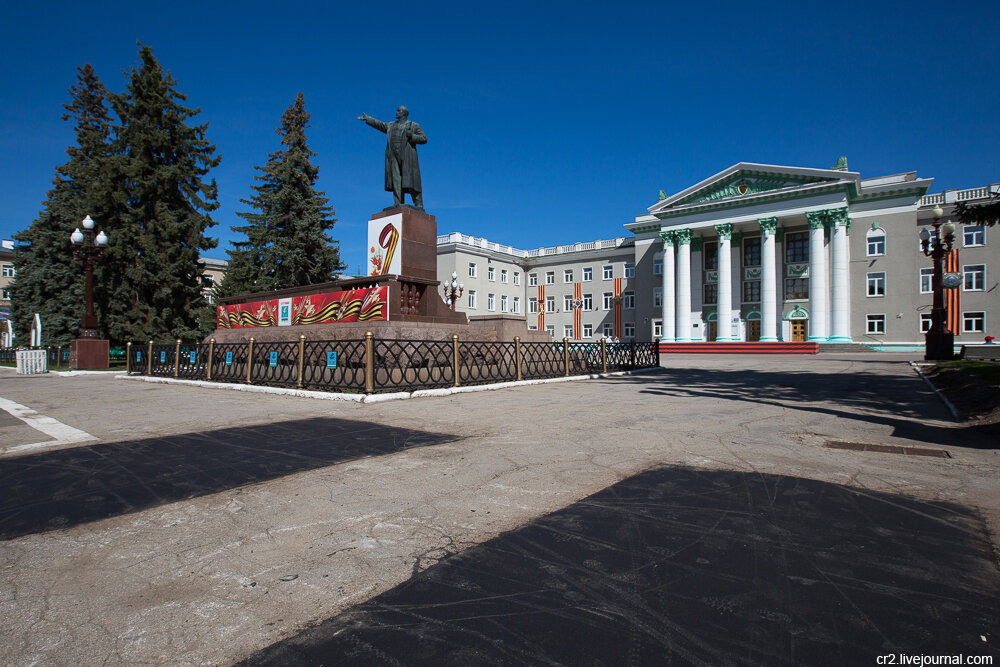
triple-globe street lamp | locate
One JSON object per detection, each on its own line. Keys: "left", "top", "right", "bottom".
{"left": 442, "top": 271, "right": 464, "bottom": 311}
{"left": 70, "top": 215, "right": 109, "bottom": 338}
{"left": 919, "top": 205, "right": 958, "bottom": 361}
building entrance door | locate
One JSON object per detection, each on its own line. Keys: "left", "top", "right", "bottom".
{"left": 747, "top": 320, "right": 761, "bottom": 342}
{"left": 791, "top": 320, "right": 807, "bottom": 342}
{"left": 707, "top": 321, "right": 717, "bottom": 342}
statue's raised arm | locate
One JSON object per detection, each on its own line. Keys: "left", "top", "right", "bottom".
{"left": 357, "top": 106, "right": 426, "bottom": 210}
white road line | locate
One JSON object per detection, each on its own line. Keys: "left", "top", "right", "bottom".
{"left": 0, "top": 396, "right": 98, "bottom": 455}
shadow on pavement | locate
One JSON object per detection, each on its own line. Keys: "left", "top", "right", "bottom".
{"left": 0, "top": 417, "right": 459, "bottom": 540}
{"left": 242, "top": 466, "right": 1000, "bottom": 666}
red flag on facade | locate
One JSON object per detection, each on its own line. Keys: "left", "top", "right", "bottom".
{"left": 944, "top": 249, "right": 960, "bottom": 334}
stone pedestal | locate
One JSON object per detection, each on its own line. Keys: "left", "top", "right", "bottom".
{"left": 70, "top": 337, "right": 109, "bottom": 369}
{"left": 368, "top": 206, "right": 438, "bottom": 280}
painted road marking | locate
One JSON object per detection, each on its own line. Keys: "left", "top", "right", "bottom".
{"left": 0, "top": 396, "right": 97, "bottom": 455}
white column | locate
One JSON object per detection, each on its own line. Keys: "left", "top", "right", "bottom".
{"left": 659, "top": 231, "right": 676, "bottom": 342}
{"left": 806, "top": 211, "right": 829, "bottom": 342}
{"left": 828, "top": 208, "right": 852, "bottom": 342}
{"left": 675, "top": 229, "right": 692, "bottom": 341}
{"left": 759, "top": 217, "right": 778, "bottom": 341}
{"left": 715, "top": 224, "right": 733, "bottom": 341}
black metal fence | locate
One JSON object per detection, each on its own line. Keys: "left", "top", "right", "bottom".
{"left": 0, "top": 346, "right": 71, "bottom": 367}
{"left": 126, "top": 337, "right": 658, "bottom": 395}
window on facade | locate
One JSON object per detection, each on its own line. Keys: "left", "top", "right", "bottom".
{"left": 785, "top": 278, "right": 808, "bottom": 300}
{"left": 528, "top": 298, "right": 538, "bottom": 314}
{"left": 867, "top": 230, "right": 886, "bottom": 256}
{"left": 500, "top": 269, "right": 508, "bottom": 283}
{"left": 201, "top": 274, "right": 215, "bottom": 287}
{"left": 653, "top": 320, "right": 662, "bottom": 338}
{"left": 513, "top": 297, "right": 520, "bottom": 313}
{"left": 545, "top": 325, "right": 555, "bottom": 336}
{"left": 487, "top": 293, "right": 495, "bottom": 311}
{"left": 546, "top": 296, "right": 556, "bottom": 312}
{"left": 528, "top": 324, "right": 537, "bottom": 331}
{"left": 653, "top": 288, "right": 662, "bottom": 308}
{"left": 742, "top": 280, "right": 761, "bottom": 303}
{"left": 582, "top": 294, "right": 593, "bottom": 310}
{"left": 963, "top": 311, "right": 985, "bottom": 333}
{"left": 1, "top": 264, "right": 15, "bottom": 278}
{"left": 964, "top": 225, "right": 985, "bottom": 247}
{"left": 583, "top": 324, "right": 593, "bottom": 338}
{"left": 624, "top": 263, "right": 635, "bottom": 278}
{"left": 564, "top": 269, "right": 573, "bottom": 283}
{"left": 583, "top": 267, "right": 593, "bottom": 281}
{"left": 602, "top": 265, "right": 613, "bottom": 280}
{"left": 866, "top": 272, "right": 886, "bottom": 297}
{"left": 1, "top": 289, "right": 10, "bottom": 300}
{"left": 528, "top": 273, "right": 537, "bottom": 286}
{"left": 919, "top": 268, "right": 933, "bottom": 294}
{"left": 563, "top": 325, "right": 574, "bottom": 339}
{"left": 468, "top": 290, "right": 477, "bottom": 308}
{"left": 623, "top": 291, "right": 635, "bottom": 309}
{"left": 545, "top": 271, "right": 555, "bottom": 285}
{"left": 602, "top": 323, "right": 614, "bottom": 336}
{"left": 623, "top": 322, "right": 635, "bottom": 338}
{"left": 488, "top": 266, "right": 495, "bottom": 281}
{"left": 920, "top": 313, "right": 933, "bottom": 333}
{"left": 653, "top": 259, "right": 663, "bottom": 275}
{"left": 500, "top": 295, "right": 508, "bottom": 312}
{"left": 513, "top": 272, "right": 520, "bottom": 285}
{"left": 964, "top": 265, "right": 985, "bottom": 291}
{"left": 704, "top": 242, "right": 718, "bottom": 271}
{"left": 785, "top": 232, "right": 809, "bottom": 263}
{"left": 866, "top": 314, "right": 886, "bottom": 335}
{"left": 468, "top": 263, "right": 477, "bottom": 278}
{"left": 743, "top": 238, "right": 761, "bottom": 267}
{"left": 704, "top": 283, "right": 718, "bottom": 305}
{"left": 564, "top": 295, "right": 574, "bottom": 311}
{"left": 602, "top": 292, "right": 614, "bottom": 310}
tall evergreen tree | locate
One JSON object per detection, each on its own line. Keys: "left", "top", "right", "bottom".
{"left": 218, "top": 93, "right": 343, "bottom": 297}
{"left": 104, "top": 44, "right": 220, "bottom": 341}
{"left": 11, "top": 64, "right": 113, "bottom": 346}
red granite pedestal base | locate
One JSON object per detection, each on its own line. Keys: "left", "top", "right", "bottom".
{"left": 70, "top": 338, "right": 109, "bottom": 369}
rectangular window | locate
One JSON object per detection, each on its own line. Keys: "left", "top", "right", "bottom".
{"left": 582, "top": 294, "right": 593, "bottom": 310}
{"left": 1, "top": 264, "right": 15, "bottom": 278}
{"left": 513, "top": 272, "right": 520, "bottom": 286}
{"left": 528, "top": 298, "right": 538, "bottom": 314}
{"left": 500, "top": 295, "right": 508, "bottom": 312}
{"left": 867, "top": 233, "right": 886, "bottom": 256}
{"left": 1, "top": 289, "right": 10, "bottom": 300}
{"left": 545, "top": 325, "right": 555, "bottom": 336}
{"left": 623, "top": 322, "right": 635, "bottom": 338}
{"left": 786, "top": 232, "right": 809, "bottom": 263}
{"left": 545, "top": 271, "right": 555, "bottom": 285}
{"left": 623, "top": 291, "right": 635, "bottom": 309}
{"left": 201, "top": 274, "right": 215, "bottom": 287}
{"left": 653, "top": 259, "right": 663, "bottom": 275}
{"left": 704, "top": 283, "right": 718, "bottom": 305}
{"left": 583, "top": 267, "right": 593, "bottom": 281}
{"left": 785, "top": 278, "right": 809, "bottom": 300}
{"left": 602, "top": 265, "right": 613, "bottom": 280}
{"left": 963, "top": 312, "right": 985, "bottom": 333}
{"left": 564, "top": 295, "right": 574, "bottom": 311}
{"left": 964, "top": 265, "right": 985, "bottom": 291}
{"left": 602, "top": 323, "right": 614, "bottom": 337}
{"left": 487, "top": 293, "right": 495, "bottom": 311}
{"left": 867, "top": 272, "right": 886, "bottom": 297}
{"left": 866, "top": 314, "right": 886, "bottom": 335}
{"left": 743, "top": 237, "right": 761, "bottom": 267}
{"left": 512, "top": 297, "right": 520, "bottom": 313}
{"left": 487, "top": 266, "right": 495, "bottom": 281}
{"left": 528, "top": 273, "right": 536, "bottom": 286}
{"left": 500, "top": 269, "right": 508, "bottom": 283}
{"left": 603, "top": 292, "right": 614, "bottom": 310}
{"left": 583, "top": 324, "right": 593, "bottom": 338}
{"left": 919, "top": 268, "right": 933, "bottom": 294}
{"left": 653, "top": 288, "right": 662, "bottom": 308}
{"left": 653, "top": 320, "right": 662, "bottom": 338}
{"left": 920, "top": 313, "right": 932, "bottom": 333}
{"left": 624, "top": 263, "right": 635, "bottom": 278}
{"left": 468, "top": 262, "right": 477, "bottom": 278}
{"left": 546, "top": 295, "right": 555, "bottom": 313}
{"left": 964, "top": 225, "right": 985, "bottom": 247}
{"left": 528, "top": 324, "right": 537, "bottom": 331}
{"left": 564, "top": 269, "right": 573, "bottom": 283}
{"left": 742, "top": 280, "right": 761, "bottom": 303}
{"left": 468, "top": 290, "right": 477, "bottom": 308}
{"left": 563, "top": 325, "right": 574, "bottom": 339}
{"left": 704, "top": 242, "right": 718, "bottom": 271}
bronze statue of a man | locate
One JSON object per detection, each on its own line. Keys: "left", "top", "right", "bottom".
{"left": 358, "top": 106, "right": 427, "bottom": 210}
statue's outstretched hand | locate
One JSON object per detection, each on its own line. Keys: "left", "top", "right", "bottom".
{"left": 357, "top": 113, "right": 368, "bottom": 121}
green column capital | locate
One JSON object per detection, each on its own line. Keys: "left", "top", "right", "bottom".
{"left": 675, "top": 228, "right": 692, "bottom": 245}
{"left": 827, "top": 207, "right": 851, "bottom": 230}
{"left": 758, "top": 217, "right": 778, "bottom": 234}
{"left": 714, "top": 223, "right": 733, "bottom": 240}
{"left": 806, "top": 210, "right": 826, "bottom": 229}
{"left": 658, "top": 230, "right": 676, "bottom": 247}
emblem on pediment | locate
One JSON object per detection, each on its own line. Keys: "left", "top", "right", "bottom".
{"left": 690, "top": 176, "right": 810, "bottom": 204}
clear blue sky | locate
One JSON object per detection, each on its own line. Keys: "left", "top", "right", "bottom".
{"left": 2, "top": 1, "right": 997, "bottom": 274}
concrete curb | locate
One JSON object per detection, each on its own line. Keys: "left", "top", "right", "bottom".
{"left": 909, "top": 361, "right": 960, "bottom": 421}
{"left": 115, "top": 367, "right": 663, "bottom": 403}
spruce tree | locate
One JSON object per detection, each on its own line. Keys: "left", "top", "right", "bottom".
{"left": 11, "top": 64, "right": 113, "bottom": 346}
{"left": 104, "top": 44, "right": 220, "bottom": 341}
{"left": 219, "top": 93, "right": 343, "bottom": 297}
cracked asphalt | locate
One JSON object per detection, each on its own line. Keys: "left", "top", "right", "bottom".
{"left": 1, "top": 353, "right": 998, "bottom": 665}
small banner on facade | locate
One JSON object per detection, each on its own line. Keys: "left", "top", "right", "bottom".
{"left": 216, "top": 286, "right": 389, "bottom": 329}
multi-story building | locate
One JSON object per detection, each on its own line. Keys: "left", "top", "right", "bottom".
{"left": 438, "top": 161, "right": 998, "bottom": 348}
{"left": 1, "top": 240, "right": 14, "bottom": 327}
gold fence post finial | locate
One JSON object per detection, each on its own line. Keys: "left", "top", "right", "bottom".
{"left": 514, "top": 336, "right": 522, "bottom": 382}
{"left": 563, "top": 337, "right": 570, "bottom": 376}
{"left": 452, "top": 334, "right": 460, "bottom": 387}
{"left": 297, "top": 335, "right": 306, "bottom": 389}
{"left": 126, "top": 342, "right": 131, "bottom": 374}
{"left": 364, "top": 331, "right": 375, "bottom": 394}
{"left": 247, "top": 337, "right": 255, "bottom": 384}
{"left": 207, "top": 338, "right": 215, "bottom": 381}
{"left": 147, "top": 340, "right": 153, "bottom": 375}
{"left": 174, "top": 339, "right": 181, "bottom": 378}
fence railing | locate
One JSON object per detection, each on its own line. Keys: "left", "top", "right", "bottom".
{"left": 126, "top": 336, "right": 658, "bottom": 395}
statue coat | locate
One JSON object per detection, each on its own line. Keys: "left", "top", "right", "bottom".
{"left": 363, "top": 117, "right": 427, "bottom": 195}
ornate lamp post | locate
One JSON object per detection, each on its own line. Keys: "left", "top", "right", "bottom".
{"left": 442, "top": 271, "right": 464, "bottom": 311}
{"left": 919, "top": 205, "right": 957, "bottom": 361}
{"left": 69, "top": 215, "right": 110, "bottom": 368}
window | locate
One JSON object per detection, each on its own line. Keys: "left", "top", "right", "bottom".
{"left": 602, "top": 265, "right": 613, "bottom": 280}
{"left": 920, "top": 268, "right": 933, "bottom": 294}
{"left": 867, "top": 272, "right": 886, "bottom": 297}
{"left": 501, "top": 269, "right": 508, "bottom": 283}
{"left": 964, "top": 265, "right": 985, "bottom": 291}
{"left": 528, "top": 273, "right": 537, "bottom": 286}
{"left": 545, "top": 325, "right": 555, "bottom": 336}
{"left": 487, "top": 293, "right": 495, "bottom": 311}
{"left": 512, "top": 297, "right": 520, "bottom": 313}
{"left": 602, "top": 323, "right": 614, "bottom": 337}
{"left": 602, "top": 292, "right": 614, "bottom": 309}
{"left": 786, "top": 232, "right": 809, "bottom": 263}
{"left": 201, "top": 274, "right": 215, "bottom": 287}
{"left": 528, "top": 298, "right": 538, "bottom": 314}
{"left": 545, "top": 271, "right": 555, "bottom": 285}
{"left": 487, "top": 266, "right": 495, "bottom": 281}
{"left": 1, "top": 264, "right": 14, "bottom": 278}
{"left": 964, "top": 225, "right": 985, "bottom": 247}
{"left": 704, "top": 242, "right": 718, "bottom": 271}
{"left": 653, "top": 259, "right": 663, "bottom": 275}
{"left": 564, "top": 295, "right": 574, "bottom": 311}
{"left": 468, "top": 290, "right": 477, "bottom": 308}
{"left": 582, "top": 294, "right": 593, "bottom": 310}
{"left": 1, "top": 289, "right": 10, "bottom": 300}
{"left": 866, "top": 314, "right": 886, "bottom": 335}
{"left": 743, "top": 237, "right": 761, "bottom": 267}
{"left": 653, "top": 320, "right": 662, "bottom": 338}
{"left": 623, "top": 291, "right": 635, "bottom": 309}
{"left": 546, "top": 296, "right": 555, "bottom": 313}
{"left": 563, "top": 325, "right": 574, "bottom": 339}
{"left": 528, "top": 324, "right": 537, "bottom": 331}
{"left": 742, "top": 280, "right": 760, "bottom": 303}
{"left": 513, "top": 272, "right": 520, "bottom": 285}
{"left": 920, "top": 313, "right": 932, "bottom": 333}
{"left": 623, "top": 322, "right": 635, "bottom": 338}
{"left": 867, "top": 230, "right": 886, "bottom": 256}
{"left": 468, "top": 262, "right": 477, "bottom": 278}
{"left": 500, "top": 295, "right": 508, "bottom": 311}
{"left": 582, "top": 267, "right": 593, "bottom": 281}
{"left": 624, "top": 263, "right": 635, "bottom": 278}
{"left": 704, "top": 283, "right": 718, "bottom": 305}
{"left": 583, "top": 324, "right": 593, "bottom": 338}
{"left": 963, "top": 312, "right": 985, "bottom": 333}
{"left": 564, "top": 269, "right": 573, "bottom": 283}
{"left": 653, "top": 288, "right": 662, "bottom": 308}
{"left": 785, "top": 278, "right": 808, "bottom": 300}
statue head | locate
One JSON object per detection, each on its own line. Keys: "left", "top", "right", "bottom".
{"left": 396, "top": 106, "right": 409, "bottom": 120}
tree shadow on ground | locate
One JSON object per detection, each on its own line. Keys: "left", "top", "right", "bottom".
{"left": 0, "top": 417, "right": 460, "bottom": 540}
{"left": 606, "top": 365, "right": 998, "bottom": 450}
{"left": 241, "top": 466, "right": 1000, "bottom": 666}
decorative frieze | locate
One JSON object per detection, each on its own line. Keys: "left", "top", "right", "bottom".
{"left": 787, "top": 264, "right": 809, "bottom": 278}
{"left": 706, "top": 271, "right": 718, "bottom": 284}
{"left": 744, "top": 267, "right": 762, "bottom": 280}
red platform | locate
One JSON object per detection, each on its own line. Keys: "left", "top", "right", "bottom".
{"left": 656, "top": 342, "right": 818, "bottom": 355}
{"left": 70, "top": 338, "right": 110, "bottom": 369}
